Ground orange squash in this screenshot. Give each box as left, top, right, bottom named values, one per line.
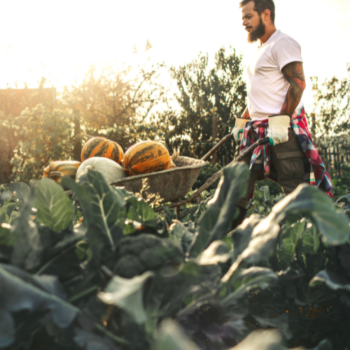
left=123, top=141, right=171, bottom=176
left=81, top=137, right=124, bottom=164
left=43, top=160, right=81, bottom=183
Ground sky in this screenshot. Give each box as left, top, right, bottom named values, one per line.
left=1, top=0, right=349, bottom=109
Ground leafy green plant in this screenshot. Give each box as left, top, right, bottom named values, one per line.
left=329, top=164, right=350, bottom=200
left=1, top=164, right=350, bottom=349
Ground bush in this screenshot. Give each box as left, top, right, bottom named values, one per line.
left=1, top=105, right=75, bottom=182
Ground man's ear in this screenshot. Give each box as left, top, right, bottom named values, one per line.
left=263, top=9, right=271, bottom=23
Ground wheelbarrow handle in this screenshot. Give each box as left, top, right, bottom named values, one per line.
left=201, top=134, right=233, bottom=161
left=155, top=137, right=270, bottom=212
left=234, top=137, right=269, bottom=162
left=200, top=129, right=256, bottom=162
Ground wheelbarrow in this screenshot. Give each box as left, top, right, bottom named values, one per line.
left=110, top=135, right=270, bottom=210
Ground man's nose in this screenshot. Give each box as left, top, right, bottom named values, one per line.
left=242, top=19, right=248, bottom=26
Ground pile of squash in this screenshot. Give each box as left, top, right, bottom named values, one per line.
left=42, top=137, right=176, bottom=185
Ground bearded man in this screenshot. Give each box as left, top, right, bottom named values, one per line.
left=231, top=0, right=333, bottom=228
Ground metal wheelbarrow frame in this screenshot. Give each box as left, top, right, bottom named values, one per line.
left=110, top=156, right=206, bottom=204
left=110, top=135, right=270, bottom=209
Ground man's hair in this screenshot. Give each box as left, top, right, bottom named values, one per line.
left=240, top=0, right=275, bottom=24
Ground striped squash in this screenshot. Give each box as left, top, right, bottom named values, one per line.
left=43, top=160, right=81, bottom=183
left=81, top=137, right=124, bottom=164
left=123, top=141, right=171, bottom=176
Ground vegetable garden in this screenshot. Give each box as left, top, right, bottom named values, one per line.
left=1, top=159, right=350, bottom=350
left=1, top=47, right=350, bottom=350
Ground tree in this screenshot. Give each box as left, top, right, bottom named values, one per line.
left=0, top=59, right=172, bottom=183
left=0, top=79, right=58, bottom=182
left=3, top=105, right=75, bottom=182
left=310, top=63, right=350, bottom=138
left=167, top=47, right=246, bottom=165
left=61, top=62, right=167, bottom=150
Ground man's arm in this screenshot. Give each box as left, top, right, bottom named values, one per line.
left=241, top=106, right=250, bottom=119
left=280, top=62, right=306, bottom=116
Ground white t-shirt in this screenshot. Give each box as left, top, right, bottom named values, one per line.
left=246, top=30, right=304, bottom=120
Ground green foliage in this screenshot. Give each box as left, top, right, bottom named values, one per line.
left=61, top=170, right=127, bottom=266
left=113, top=234, right=183, bottom=278
left=1, top=104, right=75, bottom=182
left=192, top=161, right=221, bottom=191
left=168, top=47, right=246, bottom=165
left=0, top=60, right=170, bottom=184
left=32, top=178, right=74, bottom=232
left=310, top=65, right=350, bottom=137
left=330, top=164, right=350, bottom=200
left=154, top=319, right=200, bottom=350
left=1, top=165, right=350, bottom=349
left=248, top=171, right=350, bottom=218
left=0, top=264, right=77, bottom=349
left=98, top=271, right=154, bottom=325
left=2, top=55, right=350, bottom=350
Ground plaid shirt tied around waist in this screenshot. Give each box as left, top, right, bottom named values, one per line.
left=240, top=107, right=333, bottom=198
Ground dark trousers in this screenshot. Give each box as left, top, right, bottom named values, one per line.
left=237, top=129, right=308, bottom=208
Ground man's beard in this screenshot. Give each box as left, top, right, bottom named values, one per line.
left=247, top=17, right=266, bottom=43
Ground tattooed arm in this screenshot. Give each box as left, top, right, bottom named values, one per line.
left=280, top=62, right=306, bottom=116
left=241, top=106, right=251, bottom=119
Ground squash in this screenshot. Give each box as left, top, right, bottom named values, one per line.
left=123, top=141, right=171, bottom=176
left=42, top=160, right=81, bottom=183
left=76, top=157, right=127, bottom=184
left=81, top=137, right=124, bottom=164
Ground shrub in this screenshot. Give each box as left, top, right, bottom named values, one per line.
left=2, top=105, right=75, bottom=182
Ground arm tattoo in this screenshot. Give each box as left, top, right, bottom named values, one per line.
left=241, top=106, right=250, bottom=119
left=280, top=62, right=306, bottom=116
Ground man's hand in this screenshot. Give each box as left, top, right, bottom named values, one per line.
left=232, top=107, right=250, bottom=142
left=280, top=61, right=306, bottom=116
left=232, top=117, right=249, bottom=142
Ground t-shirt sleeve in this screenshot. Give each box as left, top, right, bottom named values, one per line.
left=272, top=38, right=303, bottom=71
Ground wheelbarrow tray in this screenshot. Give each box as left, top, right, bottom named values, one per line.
left=111, top=156, right=206, bottom=203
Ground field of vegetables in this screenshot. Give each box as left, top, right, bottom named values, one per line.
left=1, top=161, right=350, bottom=350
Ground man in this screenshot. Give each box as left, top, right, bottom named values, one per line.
left=231, top=0, right=333, bottom=228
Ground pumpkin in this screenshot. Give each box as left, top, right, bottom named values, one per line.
left=81, top=137, right=124, bottom=164
left=76, top=157, right=127, bottom=184
left=42, top=160, right=81, bottom=183
left=123, top=141, right=171, bottom=176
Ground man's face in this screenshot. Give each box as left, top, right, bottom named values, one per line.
left=241, top=1, right=266, bottom=43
